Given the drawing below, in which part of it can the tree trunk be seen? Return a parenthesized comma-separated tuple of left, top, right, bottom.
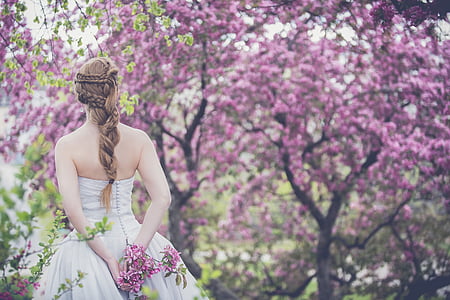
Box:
(317, 227, 334, 300)
(168, 194, 239, 300)
(168, 197, 185, 251)
(404, 275, 450, 300)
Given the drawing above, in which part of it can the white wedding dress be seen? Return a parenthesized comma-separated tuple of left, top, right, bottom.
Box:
(43, 176, 206, 300)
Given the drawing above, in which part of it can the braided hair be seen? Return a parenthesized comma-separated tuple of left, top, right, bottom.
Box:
(74, 57, 120, 211)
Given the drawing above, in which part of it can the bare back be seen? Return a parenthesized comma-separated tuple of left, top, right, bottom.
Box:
(55, 120, 169, 208)
(61, 122, 148, 180)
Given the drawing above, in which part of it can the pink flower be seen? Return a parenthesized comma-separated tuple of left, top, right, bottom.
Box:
(403, 6, 428, 26)
(160, 245, 182, 273)
(0, 292, 12, 300)
(370, 2, 395, 27)
(117, 244, 186, 293)
(402, 205, 412, 220)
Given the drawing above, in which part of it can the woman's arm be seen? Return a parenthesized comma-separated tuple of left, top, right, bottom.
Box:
(133, 132, 171, 248)
(55, 137, 121, 281)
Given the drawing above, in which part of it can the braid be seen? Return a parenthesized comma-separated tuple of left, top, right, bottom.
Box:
(75, 72, 117, 86)
(77, 89, 106, 108)
(75, 57, 120, 211)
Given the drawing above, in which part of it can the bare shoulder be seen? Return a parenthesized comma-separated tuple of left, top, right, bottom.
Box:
(118, 123, 153, 144)
(55, 130, 81, 154)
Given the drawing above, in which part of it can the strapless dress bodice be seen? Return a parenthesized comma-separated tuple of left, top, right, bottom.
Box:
(78, 176, 134, 218)
(78, 176, 136, 239)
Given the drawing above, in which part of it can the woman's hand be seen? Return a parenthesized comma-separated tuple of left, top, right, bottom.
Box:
(105, 257, 121, 284)
(106, 257, 133, 291)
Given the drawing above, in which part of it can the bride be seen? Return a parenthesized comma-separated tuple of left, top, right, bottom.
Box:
(43, 57, 206, 299)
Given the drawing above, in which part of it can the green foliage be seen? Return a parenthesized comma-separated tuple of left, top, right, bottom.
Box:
(141, 286, 159, 300)
(122, 45, 134, 55)
(9, 32, 27, 49)
(196, 264, 221, 300)
(52, 271, 86, 300)
(2, 0, 194, 101)
(177, 34, 194, 46)
(0, 135, 54, 287)
(133, 13, 150, 32)
(299, 280, 317, 300)
(126, 61, 136, 72)
(0, 137, 112, 298)
(161, 16, 171, 29)
(75, 217, 113, 241)
(146, 0, 165, 16)
(30, 210, 67, 283)
(35, 70, 71, 88)
(164, 34, 172, 47)
(4, 59, 18, 70)
(0, 180, 62, 297)
(119, 91, 140, 115)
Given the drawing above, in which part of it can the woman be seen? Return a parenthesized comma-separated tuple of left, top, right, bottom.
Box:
(43, 57, 206, 299)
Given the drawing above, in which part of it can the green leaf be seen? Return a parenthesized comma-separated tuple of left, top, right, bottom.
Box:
(182, 274, 187, 288)
(126, 61, 136, 72)
(122, 45, 133, 55)
(4, 59, 18, 70)
(78, 18, 88, 32)
(133, 12, 149, 31)
(185, 35, 194, 46)
(164, 35, 172, 47)
(148, 0, 165, 16)
(211, 269, 221, 278)
(16, 211, 32, 222)
(162, 16, 171, 29)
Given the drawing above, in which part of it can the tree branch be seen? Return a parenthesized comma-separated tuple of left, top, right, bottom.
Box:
(185, 39, 208, 143)
(265, 273, 316, 297)
(325, 192, 343, 227)
(332, 195, 411, 250)
(282, 152, 325, 227)
(359, 149, 380, 171)
(404, 275, 450, 300)
(391, 225, 423, 280)
(301, 131, 329, 160)
(159, 121, 184, 145)
(152, 129, 181, 198)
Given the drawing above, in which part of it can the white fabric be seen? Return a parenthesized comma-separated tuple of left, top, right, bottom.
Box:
(42, 176, 206, 300)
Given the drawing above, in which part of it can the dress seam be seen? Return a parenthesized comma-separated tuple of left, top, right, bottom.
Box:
(115, 181, 130, 245)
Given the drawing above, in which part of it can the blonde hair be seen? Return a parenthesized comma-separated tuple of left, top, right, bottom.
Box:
(75, 57, 120, 211)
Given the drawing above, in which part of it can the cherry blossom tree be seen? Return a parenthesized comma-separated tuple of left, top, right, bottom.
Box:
(213, 1, 449, 299)
(371, 0, 449, 27)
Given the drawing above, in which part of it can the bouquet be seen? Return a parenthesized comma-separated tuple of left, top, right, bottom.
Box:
(117, 244, 187, 294)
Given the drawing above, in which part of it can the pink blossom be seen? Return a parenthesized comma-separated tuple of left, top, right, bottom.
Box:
(160, 245, 182, 273)
(402, 205, 413, 220)
(117, 244, 185, 293)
